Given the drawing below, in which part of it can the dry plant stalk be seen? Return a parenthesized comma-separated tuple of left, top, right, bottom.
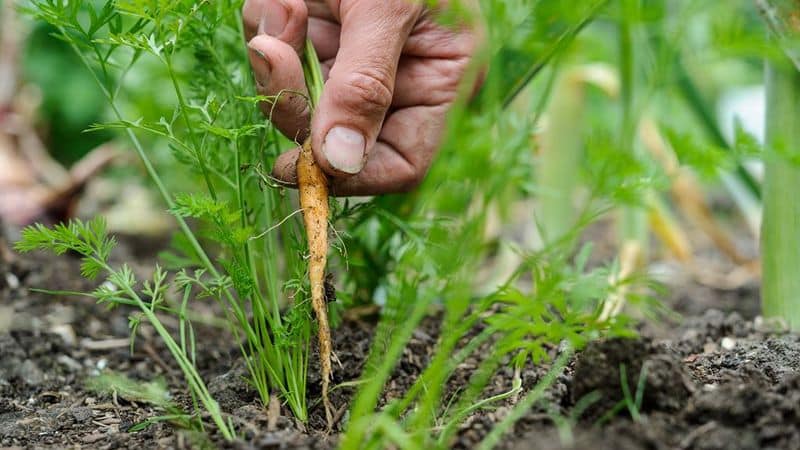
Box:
(296, 137, 334, 427)
(647, 196, 692, 262)
(639, 118, 754, 267)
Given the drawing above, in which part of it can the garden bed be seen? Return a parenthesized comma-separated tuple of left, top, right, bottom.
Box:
(1, 234, 797, 450)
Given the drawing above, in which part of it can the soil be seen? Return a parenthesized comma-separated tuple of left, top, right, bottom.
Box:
(1, 230, 797, 450)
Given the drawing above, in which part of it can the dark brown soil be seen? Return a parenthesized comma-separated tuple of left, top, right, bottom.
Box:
(2, 234, 797, 450)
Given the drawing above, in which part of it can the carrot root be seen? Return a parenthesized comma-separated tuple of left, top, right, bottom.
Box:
(297, 138, 334, 429)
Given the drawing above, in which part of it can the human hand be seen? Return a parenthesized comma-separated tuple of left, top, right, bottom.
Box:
(243, 0, 480, 196)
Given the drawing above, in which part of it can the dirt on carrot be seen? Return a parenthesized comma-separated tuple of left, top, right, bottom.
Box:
(296, 137, 334, 429)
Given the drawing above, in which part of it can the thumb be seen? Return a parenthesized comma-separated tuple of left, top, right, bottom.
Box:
(311, 1, 423, 176)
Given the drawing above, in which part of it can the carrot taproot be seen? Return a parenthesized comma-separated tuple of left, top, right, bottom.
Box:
(296, 137, 334, 428)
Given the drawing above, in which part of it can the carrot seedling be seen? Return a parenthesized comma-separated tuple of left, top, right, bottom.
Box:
(22, 0, 323, 431)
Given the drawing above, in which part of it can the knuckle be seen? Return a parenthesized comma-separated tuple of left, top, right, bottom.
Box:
(340, 68, 394, 115)
(390, 1, 423, 24)
(387, 0, 420, 14)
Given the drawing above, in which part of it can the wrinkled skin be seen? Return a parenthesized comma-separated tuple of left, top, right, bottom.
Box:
(243, 0, 480, 196)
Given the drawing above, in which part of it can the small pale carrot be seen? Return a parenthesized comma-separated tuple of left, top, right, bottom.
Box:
(297, 137, 334, 428)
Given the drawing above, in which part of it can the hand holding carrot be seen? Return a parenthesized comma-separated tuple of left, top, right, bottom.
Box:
(243, 0, 479, 196)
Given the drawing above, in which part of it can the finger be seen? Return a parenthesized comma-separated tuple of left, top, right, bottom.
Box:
(248, 35, 311, 141)
(308, 43, 475, 110)
(305, 11, 479, 65)
(310, 0, 424, 177)
(242, 0, 266, 41)
(371, 104, 448, 187)
(404, 7, 482, 58)
(243, 0, 309, 54)
(273, 105, 448, 196)
(307, 0, 337, 22)
(308, 17, 340, 61)
(390, 56, 467, 108)
(271, 148, 300, 187)
(271, 143, 418, 195)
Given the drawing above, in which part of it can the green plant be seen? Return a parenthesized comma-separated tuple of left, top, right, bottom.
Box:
(545, 392, 602, 447)
(16, 218, 235, 438)
(758, 0, 800, 329)
(336, 3, 658, 448)
(536, 63, 619, 244)
(619, 363, 648, 422)
(19, 0, 318, 432)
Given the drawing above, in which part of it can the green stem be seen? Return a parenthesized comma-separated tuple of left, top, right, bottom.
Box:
(165, 55, 218, 200)
(261, 127, 284, 322)
(617, 0, 648, 254)
(762, 59, 800, 329)
(339, 283, 432, 449)
(232, 137, 279, 408)
(302, 39, 325, 108)
(675, 66, 762, 199)
(61, 31, 219, 278)
(476, 351, 571, 450)
(499, 0, 610, 109)
(537, 69, 586, 243)
(59, 23, 285, 427)
(103, 261, 234, 440)
(647, 23, 762, 200)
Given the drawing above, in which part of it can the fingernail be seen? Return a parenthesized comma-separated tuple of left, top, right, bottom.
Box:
(323, 126, 366, 174)
(260, 1, 288, 37)
(247, 42, 271, 85)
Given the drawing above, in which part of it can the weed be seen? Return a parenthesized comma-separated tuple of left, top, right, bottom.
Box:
(593, 362, 649, 425)
(619, 362, 648, 423)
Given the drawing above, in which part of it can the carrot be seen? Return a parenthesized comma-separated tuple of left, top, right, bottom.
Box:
(296, 137, 334, 428)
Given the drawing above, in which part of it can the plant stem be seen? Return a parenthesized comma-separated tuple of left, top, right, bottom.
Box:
(60, 30, 219, 278)
(339, 282, 432, 449)
(537, 65, 618, 244)
(537, 69, 585, 244)
(648, 29, 762, 200)
(165, 56, 218, 200)
(762, 58, 800, 329)
(58, 21, 288, 425)
(499, 0, 610, 109)
(476, 350, 571, 450)
(107, 262, 234, 440)
(617, 0, 647, 257)
(674, 66, 762, 200)
(302, 39, 324, 106)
